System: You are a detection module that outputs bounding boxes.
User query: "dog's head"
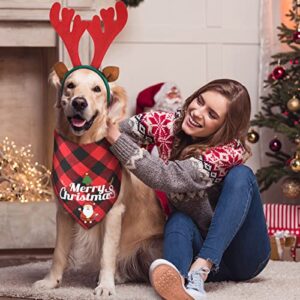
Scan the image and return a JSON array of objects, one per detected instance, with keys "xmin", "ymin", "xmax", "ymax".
[{"xmin": 50, "ymin": 62, "xmax": 127, "ymax": 140}]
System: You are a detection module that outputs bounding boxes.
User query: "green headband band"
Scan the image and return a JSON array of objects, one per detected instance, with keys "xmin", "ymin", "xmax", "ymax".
[{"xmin": 61, "ymin": 65, "xmax": 111, "ymax": 106}]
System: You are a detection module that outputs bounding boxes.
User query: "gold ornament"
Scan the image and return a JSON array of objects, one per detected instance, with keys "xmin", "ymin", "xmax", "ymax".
[
  {"xmin": 247, "ymin": 129, "xmax": 259, "ymax": 143},
  {"xmin": 287, "ymin": 96, "xmax": 300, "ymax": 112},
  {"xmin": 281, "ymin": 177, "xmax": 300, "ymax": 199},
  {"xmin": 294, "ymin": 135, "xmax": 300, "ymax": 145},
  {"xmin": 290, "ymin": 151, "xmax": 300, "ymax": 172}
]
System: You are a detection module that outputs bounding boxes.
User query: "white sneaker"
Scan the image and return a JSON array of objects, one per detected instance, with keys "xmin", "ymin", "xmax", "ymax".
[
  {"xmin": 186, "ymin": 268, "xmax": 209, "ymax": 300},
  {"xmin": 149, "ymin": 259, "xmax": 206, "ymax": 300}
]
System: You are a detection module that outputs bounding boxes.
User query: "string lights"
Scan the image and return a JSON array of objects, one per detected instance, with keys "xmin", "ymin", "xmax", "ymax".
[{"xmin": 0, "ymin": 137, "xmax": 52, "ymax": 203}]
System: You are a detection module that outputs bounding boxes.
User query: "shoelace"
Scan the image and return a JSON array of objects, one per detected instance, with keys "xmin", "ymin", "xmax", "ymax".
[{"xmin": 186, "ymin": 267, "xmax": 210, "ymax": 292}]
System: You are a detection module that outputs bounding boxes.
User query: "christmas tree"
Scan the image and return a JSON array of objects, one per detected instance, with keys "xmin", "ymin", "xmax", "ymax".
[{"xmin": 250, "ymin": 0, "xmax": 300, "ymax": 198}]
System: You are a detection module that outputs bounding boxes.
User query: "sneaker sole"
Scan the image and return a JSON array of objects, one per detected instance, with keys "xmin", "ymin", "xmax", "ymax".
[{"xmin": 151, "ymin": 264, "xmax": 194, "ymax": 300}]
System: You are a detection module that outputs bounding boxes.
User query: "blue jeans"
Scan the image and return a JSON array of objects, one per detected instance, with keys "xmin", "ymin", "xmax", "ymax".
[{"xmin": 163, "ymin": 165, "xmax": 271, "ymax": 282}]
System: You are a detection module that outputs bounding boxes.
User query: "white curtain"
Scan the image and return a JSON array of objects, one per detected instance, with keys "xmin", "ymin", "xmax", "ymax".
[{"xmin": 259, "ymin": 0, "xmax": 282, "ymax": 101}]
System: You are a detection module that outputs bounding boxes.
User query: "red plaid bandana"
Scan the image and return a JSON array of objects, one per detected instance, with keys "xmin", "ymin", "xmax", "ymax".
[{"xmin": 52, "ymin": 131, "xmax": 122, "ymax": 229}]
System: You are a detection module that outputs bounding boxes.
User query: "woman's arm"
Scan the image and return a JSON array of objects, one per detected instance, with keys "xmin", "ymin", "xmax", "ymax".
[
  {"xmin": 110, "ymin": 133, "xmax": 212, "ymax": 193},
  {"xmin": 107, "ymin": 120, "xmax": 246, "ymax": 194}
]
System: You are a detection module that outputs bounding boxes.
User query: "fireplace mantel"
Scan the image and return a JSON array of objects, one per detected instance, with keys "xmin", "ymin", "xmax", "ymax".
[{"xmin": 0, "ymin": 0, "xmax": 101, "ymax": 65}]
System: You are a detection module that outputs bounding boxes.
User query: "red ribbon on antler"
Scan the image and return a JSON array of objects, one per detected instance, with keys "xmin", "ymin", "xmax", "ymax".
[{"xmin": 49, "ymin": 1, "xmax": 128, "ymax": 68}]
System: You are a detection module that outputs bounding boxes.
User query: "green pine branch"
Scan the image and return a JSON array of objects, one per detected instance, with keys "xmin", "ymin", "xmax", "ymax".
[
  {"xmin": 256, "ymin": 162, "xmax": 291, "ymax": 192},
  {"xmin": 251, "ymin": 114, "xmax": 300, "ymax": 140}
]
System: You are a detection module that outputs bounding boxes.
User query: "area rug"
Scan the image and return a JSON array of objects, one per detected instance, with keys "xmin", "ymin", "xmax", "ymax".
[{"xmin": 0, "ymin": 260, "xmax": 299, "ymax": 300}]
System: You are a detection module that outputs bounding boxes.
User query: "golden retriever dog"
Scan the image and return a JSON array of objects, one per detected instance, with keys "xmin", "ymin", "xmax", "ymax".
[{"xmin": 33, "ymin": 64, "xmax": 165, "ymax": 297}]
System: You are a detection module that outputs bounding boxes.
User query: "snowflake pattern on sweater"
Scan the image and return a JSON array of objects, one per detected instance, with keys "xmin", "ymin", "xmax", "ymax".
[{"xmin": 128, "ymin": 111, "xmax": 175, "ymax": 161}]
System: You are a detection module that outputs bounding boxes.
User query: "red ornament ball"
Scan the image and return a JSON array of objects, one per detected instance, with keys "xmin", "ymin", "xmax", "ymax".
[
  {"xmin": 268, "ymin": 73, "xmax": 274, "ymax": 81},
  {"xmin": 272, "ymin": 66, "xmax": 286, "ymax": 80},
  {"xmin": 293, "ymin": 31, "xmax": 300, "ymax": 44},
  {"xmin": 290, "ymin": 58, "xmax": 299, "ymax": 65},
  {"xmin": 269, "ymin": 138, "xmax": 282, "ymax": 152}
]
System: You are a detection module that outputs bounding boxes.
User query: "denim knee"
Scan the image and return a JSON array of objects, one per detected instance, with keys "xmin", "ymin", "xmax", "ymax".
[
  {"xmin": 224, "ymin": 165, "xmax": 256, "ymax": 191},
  {"xmin": 165, "ymin": 211, "xmax": 197, "ymax": 237}
]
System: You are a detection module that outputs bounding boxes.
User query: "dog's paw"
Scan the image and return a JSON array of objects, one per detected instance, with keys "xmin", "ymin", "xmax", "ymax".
[
  {"xmin": 33, "ymin": 278, "xmax": 60, "ymax": 289},
  {"xmin": 94, "ymin": 282, "xmax": 116, "ymax": 297}
]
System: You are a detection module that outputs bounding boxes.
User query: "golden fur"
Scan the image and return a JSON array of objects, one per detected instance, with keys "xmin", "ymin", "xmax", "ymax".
[{"xmin": 33, "ymin": 68, "xmax": 165, "ymax": 297}]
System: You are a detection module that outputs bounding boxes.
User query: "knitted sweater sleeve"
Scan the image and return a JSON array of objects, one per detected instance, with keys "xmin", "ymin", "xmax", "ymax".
[
  {"xmin": 119, "ymin": 111, "xmax": 174, "ymax": 146},
  {"xmin": 110, "ymin": 133, "xmax": 246, "ymax": 193}
]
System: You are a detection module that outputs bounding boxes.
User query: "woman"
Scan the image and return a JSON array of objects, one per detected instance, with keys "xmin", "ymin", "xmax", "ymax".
[{"xmin": 106, "ymin": 79, "xmax": 270, "ymax": 300}]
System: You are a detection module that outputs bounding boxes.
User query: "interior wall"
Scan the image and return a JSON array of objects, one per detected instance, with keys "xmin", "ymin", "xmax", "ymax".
[{"xmin": 101, "ymin": 0, "xmax": 261, "ymax": 171}]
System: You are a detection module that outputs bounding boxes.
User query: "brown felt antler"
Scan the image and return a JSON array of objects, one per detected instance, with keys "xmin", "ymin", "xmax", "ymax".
[
  {"xmin": 87, "ymin": 1, "xmax": 128, "ymax": 69},
  {"xmin": 50, "ymin": 2, "xmax": 89, "ymax": 66}
]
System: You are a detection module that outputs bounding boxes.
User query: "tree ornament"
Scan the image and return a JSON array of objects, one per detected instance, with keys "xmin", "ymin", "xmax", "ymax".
[
  {"xmin": 287, "ymin": 95, "xmax": 300, "ymax": 112},
  {"xmin": 272, "ymin": 65, "xmax": 286, "ymax": 80},
  {"xmin": 290, "ymin": 58, "xmax": 299, "ymax": 64},
  {"xmin": 269, "ymin": 138, "xmax": 282, "ymax": 152},
  {"xmin": 293, "ymin": 24, "xmax": 300, "ymax": 44},
  {"xmin": 294, "ymin": 135, "xmax": 300, "ymax": 144},
  {"xmin": 293, "ymin": 31, "xmax": 300, "ymax": 43},
  {"xmin": 247, "ymin": 129, "xmax": 259, "ymax": 143},
  {"xmin": 290, "ymin": 152, "xmax": 300, "ymax": 172},
  {"xmin": 268, "ymin": 73, "xmax": 275, "ymax": 81},
  {"xmin": 281, "ymin": 177, "xmax": 300, "ymax": 199}
]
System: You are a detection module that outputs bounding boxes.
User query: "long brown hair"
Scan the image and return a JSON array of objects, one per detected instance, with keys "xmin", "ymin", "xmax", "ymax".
[{"xmin": 170, "ymin": 79, "xmax": 251, "ymax": 160}]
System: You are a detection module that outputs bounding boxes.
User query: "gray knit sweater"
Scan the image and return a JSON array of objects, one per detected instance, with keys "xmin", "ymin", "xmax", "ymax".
[{"xmin": 110, "ymin": 111, "xmax": 246, "ymax": 235}]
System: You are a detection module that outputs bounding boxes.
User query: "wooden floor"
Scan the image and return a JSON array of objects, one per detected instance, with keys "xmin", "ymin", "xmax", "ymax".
[{"xmin": 0, "ymin": 249, "xmax": 53, "ymax": 300}]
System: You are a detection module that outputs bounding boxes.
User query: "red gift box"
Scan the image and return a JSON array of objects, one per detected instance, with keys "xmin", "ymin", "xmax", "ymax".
[{"xmin": 263, "ymin": 203, "xmax": 300, "ymax": 247}]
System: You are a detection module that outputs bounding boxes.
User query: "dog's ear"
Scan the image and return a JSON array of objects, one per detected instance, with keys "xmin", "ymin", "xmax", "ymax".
[
  {"xmin": 49, "ymin": 62, "xmax": 68, "ymax": 88},
  {"xmin": 54, "ymin": 62, "xmax": 68, "ymax": 81},
  {"xmin": 108, "ymin": 84, "xmax": 127, "ymax": 124},
  {"xmin": 49, "ymin": 62, "xmax": 68, "ymax": 108},
  {"xmin": 102, "ymin": 66, "xmax": 119, "ymax": 82}
]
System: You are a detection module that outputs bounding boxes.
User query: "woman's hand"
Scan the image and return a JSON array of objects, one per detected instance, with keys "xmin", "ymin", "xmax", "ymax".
[
  {"xmin": 106, "ymin": 119, "xmax": 121, "ymax": 144},
  {"xmin": 189, "ymin": 258, "xmax": 212, "ymax": 281}
]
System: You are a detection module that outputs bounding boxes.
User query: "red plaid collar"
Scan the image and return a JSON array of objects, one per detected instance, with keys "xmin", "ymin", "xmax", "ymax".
[{"xmin": 52, "ymin": 131, "xmax": 122, "ymax": 229}]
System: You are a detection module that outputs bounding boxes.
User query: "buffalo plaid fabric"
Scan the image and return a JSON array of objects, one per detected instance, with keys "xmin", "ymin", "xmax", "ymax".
[{"xmin": 52, "ymin": 131, "xmax": 122, "ymax": 229}]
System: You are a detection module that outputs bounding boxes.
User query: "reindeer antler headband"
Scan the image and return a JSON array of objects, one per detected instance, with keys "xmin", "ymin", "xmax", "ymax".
[{"xmin": 49, "ymin": 1, "xmax": 128, "ymax": 106}]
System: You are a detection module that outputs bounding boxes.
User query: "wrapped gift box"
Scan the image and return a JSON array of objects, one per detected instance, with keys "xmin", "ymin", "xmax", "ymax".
[
  {"xmin": 264, "ymin": 203, "xmax": 300, "ymax": 261},
  {"xmin": 263, "ymin": 203, "xmax": 300, "ymax": 247}
]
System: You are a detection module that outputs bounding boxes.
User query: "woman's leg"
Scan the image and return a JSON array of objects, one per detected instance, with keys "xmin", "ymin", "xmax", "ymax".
[
  {"xmin": 198, "ymin": 165, "xmax": 271, "ymax": 282},
  {"xmin": 163, "ymin": 211, "xmax": 204, "ymax": 277}
]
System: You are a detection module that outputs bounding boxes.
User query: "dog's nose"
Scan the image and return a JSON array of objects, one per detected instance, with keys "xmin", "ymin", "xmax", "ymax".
[{"xmin": 72, "ymin": 97, "xmax": 88, "ymax": 111}]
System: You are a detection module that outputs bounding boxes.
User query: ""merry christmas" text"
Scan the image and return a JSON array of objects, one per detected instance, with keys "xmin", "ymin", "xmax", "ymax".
[{"xmin": 59, "ymin": 183, "xmax": 116, "ymax": 201}]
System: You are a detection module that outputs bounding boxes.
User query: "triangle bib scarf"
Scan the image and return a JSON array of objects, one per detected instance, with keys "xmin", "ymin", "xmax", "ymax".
[{"xmin": 52, "ymin": 131, "xmax": 122, "ymax": 229}]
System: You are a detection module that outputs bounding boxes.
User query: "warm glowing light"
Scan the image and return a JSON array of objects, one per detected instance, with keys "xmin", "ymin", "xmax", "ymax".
[{"xmin": 0, "ymin": 137, "xmax": 53, "ymax": 203}]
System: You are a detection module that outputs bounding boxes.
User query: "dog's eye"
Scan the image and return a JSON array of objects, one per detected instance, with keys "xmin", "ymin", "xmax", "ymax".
[
  {"xmin": 67, "ymin": 82, "xmax": 75, "ymax": 89},
  {"xmin": 93, "ymin": 86, "xmax": 101, "ymax": 93}
]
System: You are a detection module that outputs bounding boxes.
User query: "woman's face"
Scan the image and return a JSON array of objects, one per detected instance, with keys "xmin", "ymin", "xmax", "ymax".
[{"xmin": 181, "ymin": 90, "xmax": 229, "ymax": 138}]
